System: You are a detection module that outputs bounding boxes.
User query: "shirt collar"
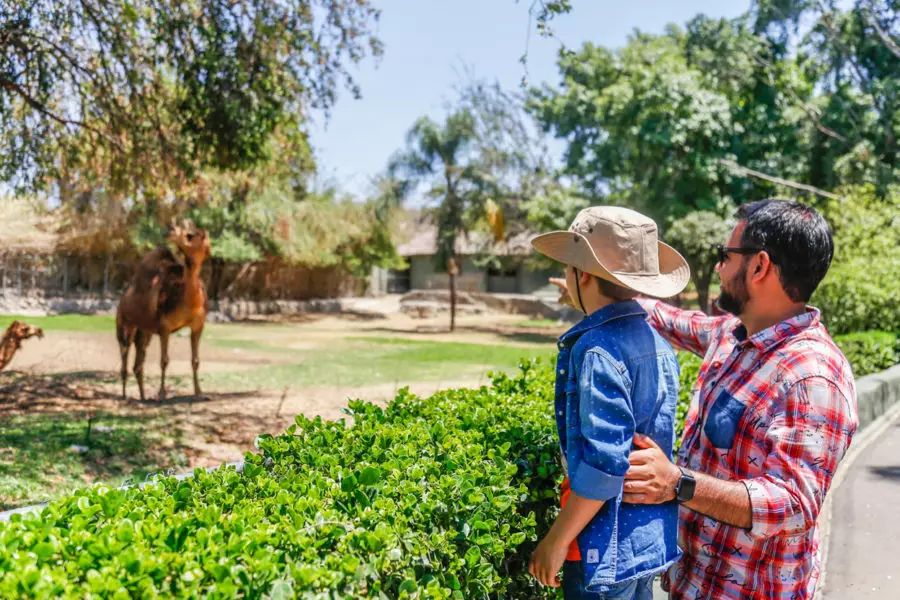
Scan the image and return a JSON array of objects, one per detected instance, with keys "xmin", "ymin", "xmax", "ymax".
[
  {"xmin": 558, "ymin": 300, "xmax": 646, "ymax": 348},
  {"xmin": 731, "ymin": 307, "xmax": 822, "ymax": 352}
]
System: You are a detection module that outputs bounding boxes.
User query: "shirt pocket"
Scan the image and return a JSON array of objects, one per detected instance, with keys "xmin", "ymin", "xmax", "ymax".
[{"xmin": 703, "ymin": 391, "xmax": 747, "ymax": 449}]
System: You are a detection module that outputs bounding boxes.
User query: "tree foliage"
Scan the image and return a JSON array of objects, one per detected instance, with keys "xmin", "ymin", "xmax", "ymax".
[
  {"xmin": 1, "ymin": 0, "xmax": 382, "ymax": 195},
  {"xmin": 665, "ymin": 210, "xmax": 735, "ymax": 312}
]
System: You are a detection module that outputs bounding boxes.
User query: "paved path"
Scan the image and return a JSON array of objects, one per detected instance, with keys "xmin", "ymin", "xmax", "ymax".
[{"xmin": 822, "ymin": 417, "xmax": 900, "ymax": 599}]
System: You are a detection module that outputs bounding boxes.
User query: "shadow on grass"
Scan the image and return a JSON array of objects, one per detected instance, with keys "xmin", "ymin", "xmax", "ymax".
[
  {"xmin": 0, "ymin": 370, "xmax": 120, "ymax": 411},
  {"xmin": 0, "ymin": 411, "xmax": 184, "ymax": 510},
  {"xmin": 132, "ymin": 390, "xmax": 260, "ymax": 407}
]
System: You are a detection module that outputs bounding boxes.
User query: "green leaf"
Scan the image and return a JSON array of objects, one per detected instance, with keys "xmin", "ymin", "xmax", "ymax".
[
  {"xmin": 32, "ymin": 542, "xmax": 55, "ymax": 561},
  {"xmin": 464, "ymin": 545, "xmax": 482, "ymax": 567},
  {"xmin": 359, "ymin": 467, "xmax": 381, "ymax": 486}
]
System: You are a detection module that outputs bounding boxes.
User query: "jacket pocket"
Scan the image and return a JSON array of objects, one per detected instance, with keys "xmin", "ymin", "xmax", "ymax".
[{"xmin": 703, "ymin": 391, "xmax": 747, "ymax": 449}]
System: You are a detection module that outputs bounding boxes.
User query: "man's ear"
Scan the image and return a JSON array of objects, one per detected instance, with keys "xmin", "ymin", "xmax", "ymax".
[
  {"xmin": 750, "ymin": 252, "xmax": 773, "ymax": 283},
  {"xmin": 579, "ymin": 269, "xmax": 593, "ymax": 286}
]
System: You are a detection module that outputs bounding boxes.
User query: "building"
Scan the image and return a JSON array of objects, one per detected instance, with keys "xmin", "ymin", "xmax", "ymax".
[{"xmin": 373, "ymin": 221, "xmax": 559, "ymax": 297}]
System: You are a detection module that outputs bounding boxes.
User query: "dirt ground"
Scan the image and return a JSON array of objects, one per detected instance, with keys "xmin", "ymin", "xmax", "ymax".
[{"xmin": 1, "ymin": 312, "xmax": 565, "ymax": 470}]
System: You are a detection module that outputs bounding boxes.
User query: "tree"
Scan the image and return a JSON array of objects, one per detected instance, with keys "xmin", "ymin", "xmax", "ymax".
[
  {"xmin": 388, "ymin": 111, "xmax": 481, "ymax": 332},
  {"xmin": 528, "ymin": 19, "xmax": 816, "ymax": 223},
  {"xmin": 1, "ymin": 0, "xmax": 382, "ymax": 196},
  {"xmin": 665, "ymin": 210, "xmax": 734, "ymax": 312},
  {"xmin": 388, "ymin": 79, "xmax": 555, "ymax": 331}
]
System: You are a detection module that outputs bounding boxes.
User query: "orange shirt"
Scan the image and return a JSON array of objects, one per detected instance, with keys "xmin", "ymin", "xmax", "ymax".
[{"xmin": 559, "ymin": 477, "xmax": 581, "ymax": 561}]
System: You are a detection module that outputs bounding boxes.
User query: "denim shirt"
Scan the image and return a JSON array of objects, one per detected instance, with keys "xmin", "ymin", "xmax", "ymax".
[{"xmin": 554, "ymin": 300, "xmax": 682, "ymax": 590}]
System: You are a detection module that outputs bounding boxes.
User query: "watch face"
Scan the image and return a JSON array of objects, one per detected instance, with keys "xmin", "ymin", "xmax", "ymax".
[{"xmin": 677, "ymin": 471, "xmax": 696, "ymax": 502}]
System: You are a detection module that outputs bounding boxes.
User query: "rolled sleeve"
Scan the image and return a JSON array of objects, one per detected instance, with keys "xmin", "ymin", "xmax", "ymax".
[
  {"xmin": 742, "ymin": 377, "xmax": 856, "ymax": 538},
  {"xmin": 637, "ymin": 298, "xmax": 730, "ymax": 358},
  {"xmin": 568, "ymin": 350, "xmax": 634, "ymax": 502}
]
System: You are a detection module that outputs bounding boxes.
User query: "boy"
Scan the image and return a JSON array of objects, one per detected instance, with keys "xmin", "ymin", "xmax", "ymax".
[{"xmin": 527, "ymin": 206, "xmax": 687, "ymax": 599}]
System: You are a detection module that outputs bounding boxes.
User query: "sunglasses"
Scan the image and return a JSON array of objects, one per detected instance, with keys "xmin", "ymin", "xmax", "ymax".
[{"xmin": 716, "ymin": 245, "xmax": 763, "ymax": 264}]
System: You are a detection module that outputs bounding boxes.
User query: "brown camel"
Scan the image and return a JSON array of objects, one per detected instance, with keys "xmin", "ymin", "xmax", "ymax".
[
  {"xmin": 116, "ymin": 221, "xmax": 210, "ymax": 401},
  {"xmin": 0, "ymin": 321, "xmax": 44, "ymax": 372}
]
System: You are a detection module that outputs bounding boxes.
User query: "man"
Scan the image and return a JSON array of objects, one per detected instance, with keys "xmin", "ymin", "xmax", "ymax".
[{"xmin": 553, "ymin": 199, "xmax": 857, "ymax": 599}]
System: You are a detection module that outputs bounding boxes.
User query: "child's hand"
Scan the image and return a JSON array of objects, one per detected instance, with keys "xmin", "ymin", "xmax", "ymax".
[
  {"xmin": 528, "ymin": 533, "xmax": 567, "ymax": 588},
  {"xmin": 549, "ymin": 277, "xmax": 573, "ymax": 307}
]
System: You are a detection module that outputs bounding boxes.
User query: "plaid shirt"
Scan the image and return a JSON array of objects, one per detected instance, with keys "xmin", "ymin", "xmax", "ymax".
[{"xmin": 639, "ymin": 300, "xmax": 857, "ymax": 600}]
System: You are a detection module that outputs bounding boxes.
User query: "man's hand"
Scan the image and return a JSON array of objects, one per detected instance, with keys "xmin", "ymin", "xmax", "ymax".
[
  {"xmin": 623, "ymin": 434, "xmax": 681, "ymax": 504},
  {"xmin": 549, "ymin": 277, "xmax": 573, "ymax": 307},
  {"xmin": 528, "ymin": 532, "xmax": 567, "ymax": 588}
]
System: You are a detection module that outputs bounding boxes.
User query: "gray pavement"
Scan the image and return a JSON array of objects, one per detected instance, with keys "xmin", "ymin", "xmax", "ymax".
[{"xmin": 822, "ymin": 418, "xmax": 900, "ymax": 599}]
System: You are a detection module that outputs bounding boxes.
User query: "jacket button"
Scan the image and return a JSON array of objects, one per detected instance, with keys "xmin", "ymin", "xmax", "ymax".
[{"xmin": 559, "ymin": 368, "xmax": 566, "ymax": 375}]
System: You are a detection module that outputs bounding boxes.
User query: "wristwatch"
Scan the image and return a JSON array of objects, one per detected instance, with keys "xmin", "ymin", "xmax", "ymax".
[{"xmin": 674, "ymin": 467, "xmax": 696, "ymax": 503}]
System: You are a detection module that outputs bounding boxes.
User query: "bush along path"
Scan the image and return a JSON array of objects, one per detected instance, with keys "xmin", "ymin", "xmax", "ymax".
[
  {"xmin": 0, "ymin": 343, "xmax": 887, "ymax": 599},
  {"xmin": 0, "ymin": 361, "xmax": 567, "ymax": 599}
]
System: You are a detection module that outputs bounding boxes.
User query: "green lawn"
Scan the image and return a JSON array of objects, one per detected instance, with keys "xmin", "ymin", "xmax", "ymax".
[
  {"xmin": 0, "ymin": 313, "xmax": 116, "ymax": 334},
  {"xmin": 0, "ymin": 412, "xmax": 183, "ymax": 511},
  {"xmin": 513, "ymin": 318, "xmax": 567, "ymax": 329},
  {"xmin": 0, "ymin": 313, "xmax": 551, "ymax": 391},
  {"xmin": 185, "ymin": 336, "xmax": 552, "ymax": 391}
]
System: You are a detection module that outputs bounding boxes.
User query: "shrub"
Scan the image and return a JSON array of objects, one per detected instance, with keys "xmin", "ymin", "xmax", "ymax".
[
  {"xmin": 834, "ymin": 330, "xmax": 900, "ymax": 377},
  {"xmin": 675, "ymin": 352, "xmax": 702, "ymax": 451},
  {"xmin": 0, "ymin": 362, "xmax": 563, "ymax": 600},
  {"xmin": 813, "ymin": 185, "xmax": 900, "ymax": 335},
  {"xmin": 813, "ymin": 256, "xmax": 900, "ymax": 335}
]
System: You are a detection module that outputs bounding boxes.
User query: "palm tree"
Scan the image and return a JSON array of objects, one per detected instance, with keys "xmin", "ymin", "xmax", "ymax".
[{"xmin": 388, "ymin": 110, "xmax": 485, "ymax": 332}]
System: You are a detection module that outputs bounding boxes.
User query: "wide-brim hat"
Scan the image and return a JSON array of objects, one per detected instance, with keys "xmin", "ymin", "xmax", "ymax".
[{"xmin": 531, "ymin": 206, "xmax": 690, "ymax": 298}]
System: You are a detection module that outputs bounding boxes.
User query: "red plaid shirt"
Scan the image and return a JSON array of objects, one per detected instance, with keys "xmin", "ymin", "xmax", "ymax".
[{"xmin": 640, "ymin": 300, "xmax": 857, "ymax": 600}]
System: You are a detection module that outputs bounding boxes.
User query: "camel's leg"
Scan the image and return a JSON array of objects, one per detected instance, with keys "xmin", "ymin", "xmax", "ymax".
[
  {"xmin": 158, "ymin": 329, "xmax": 170, "ymax": 402},
  {"xmin": 133, "ymin": 331, "xmax": 151, "ymax": 402},
  {"xmin": 118, "ymin": 327, "xmax": 134, "ymax": 400},
  {"xmin": 190, "ymin": 325, "xmax": 203, "ymax": 397}
]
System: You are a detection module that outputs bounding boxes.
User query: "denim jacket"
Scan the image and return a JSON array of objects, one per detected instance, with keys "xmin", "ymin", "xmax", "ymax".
[{"xmin": 554, "ymin": 300, "xmax": 682, "ymax": 591}]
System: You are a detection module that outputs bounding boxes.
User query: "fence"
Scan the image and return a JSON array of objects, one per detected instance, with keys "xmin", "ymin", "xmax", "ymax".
[{"xmin": 0, "ymin": 251, "xmax": 364, "ymax": 302}]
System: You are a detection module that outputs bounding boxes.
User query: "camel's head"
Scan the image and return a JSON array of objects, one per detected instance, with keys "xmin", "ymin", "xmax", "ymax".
[
  {"xmin": 5, "ymin": 321, "xmax": 44, "ymax": 342},
  {"xmin": 167, "ymin": 219, "xmax": 211, "ymax": 263}
]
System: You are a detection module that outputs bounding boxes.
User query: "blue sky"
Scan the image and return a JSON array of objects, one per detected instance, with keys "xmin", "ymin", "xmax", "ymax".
[{"xmin": 308, "ymin": 0, "xmax": 752, "ymax": 198}]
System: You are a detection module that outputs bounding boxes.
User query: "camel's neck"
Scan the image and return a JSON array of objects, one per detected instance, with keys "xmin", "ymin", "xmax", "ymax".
[
  {"xmin": 183, "ymin": 255, "xmax": 206, "ymax": 306},
  {"xmin": 0, "ymin": 335, "xmax": 19, "ymax": 371}
]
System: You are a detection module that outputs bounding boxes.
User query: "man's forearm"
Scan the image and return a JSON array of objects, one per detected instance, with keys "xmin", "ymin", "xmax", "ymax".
[{"xmin": 682, "ymin": 469, "xmax": 752, "ymax": 529}]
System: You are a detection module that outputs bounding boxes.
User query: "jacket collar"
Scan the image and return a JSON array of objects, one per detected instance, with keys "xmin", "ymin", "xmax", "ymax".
[{"xmin": 558, "ymin": 300, "xmax": 646, "ymax": 348}]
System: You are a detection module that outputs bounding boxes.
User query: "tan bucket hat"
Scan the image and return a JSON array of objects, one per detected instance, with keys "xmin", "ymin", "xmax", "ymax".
[{"xmin": 531, "ymin": 206, "xmax": 690, "ymax": 298}]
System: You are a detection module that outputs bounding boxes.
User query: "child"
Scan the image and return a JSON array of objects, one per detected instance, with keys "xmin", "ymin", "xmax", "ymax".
[{"xmin": 527, "ymin": 206, "xmax": 688, "ymax": 599}]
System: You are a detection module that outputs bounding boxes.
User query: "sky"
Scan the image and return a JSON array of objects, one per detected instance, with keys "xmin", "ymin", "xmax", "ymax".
[{"xmin": 307, "ymin": 0, "xmax": 752, "ymax": 199}]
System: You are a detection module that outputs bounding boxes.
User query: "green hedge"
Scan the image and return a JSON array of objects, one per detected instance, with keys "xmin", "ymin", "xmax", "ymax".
[
  {"xmin": 813, "ymin": 257, "xmax": 900, "ymax": 336},
  {"xmin": 834, "ymin": 330, "xmax": 900, "ymax": 377},
  {"xmin": 0, "ymin": 343, "xmax": 889, "ymax": 599},
  {"xmin": 0, "ymin": 362, "xmax": 564, "ymax": 599}
]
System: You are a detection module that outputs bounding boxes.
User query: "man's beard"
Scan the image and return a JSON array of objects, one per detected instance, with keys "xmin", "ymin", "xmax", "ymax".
[{"xmin": 716, "ymin": 263, "xmax": 750, "ymax": 316}]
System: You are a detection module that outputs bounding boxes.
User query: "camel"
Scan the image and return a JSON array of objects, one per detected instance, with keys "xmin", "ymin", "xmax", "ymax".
[
  {"xmin": 117, "ymin": 220, "xmax": 210, "ymax": 401},
  {"xmin": 0, "ymin": 321, "xmax": 44, "ymax": 372}
]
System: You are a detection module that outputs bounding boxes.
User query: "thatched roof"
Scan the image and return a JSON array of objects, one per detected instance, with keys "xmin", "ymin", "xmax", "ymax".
[{"xmin": 0, "ymin": 197, "xmax": 59, "ymax": 254}]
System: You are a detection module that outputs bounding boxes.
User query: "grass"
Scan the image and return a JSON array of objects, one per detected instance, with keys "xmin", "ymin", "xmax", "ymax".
[
  {"xmin": 513, "ymin": 318, "xmax": 567, "ymax": 329},
  {"xmin": 180, "ymin": 336, "xmax": 552, "ymax": 391},
  {"xmin": 0, "ymin": 313, "xmax": 116, "ymax": 334},
  {"xmin": 0, "ymin": 412, "xmax": 183, "ymax": 511}
]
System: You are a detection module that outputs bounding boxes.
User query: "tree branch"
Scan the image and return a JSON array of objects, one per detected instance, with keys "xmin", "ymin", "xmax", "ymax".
[
  {"xmin": 720, "ymin": 159, "xmax": 842, "ymax": 200},
  {"xmin": 864, "ymin": 4, "xmax": 900, "ymax": 60},
  {"xmin": 0, "ymin": 74, "xmax": 122, "ymax": 149}
]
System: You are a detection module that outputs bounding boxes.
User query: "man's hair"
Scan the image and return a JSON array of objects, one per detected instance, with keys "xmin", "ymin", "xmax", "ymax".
[
  {"xmin": 734, "ymin": 199, "xmax": 834, "ymax": 303},
  {"xmin": 596, "ymin": 277, "xmax": 640, "ymax": 301}
]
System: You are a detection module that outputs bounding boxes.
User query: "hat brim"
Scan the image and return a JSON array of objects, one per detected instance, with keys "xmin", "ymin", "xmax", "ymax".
[{"xmin": 531, "ymin": 230, "xmax": 690, "ymax": 298}]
